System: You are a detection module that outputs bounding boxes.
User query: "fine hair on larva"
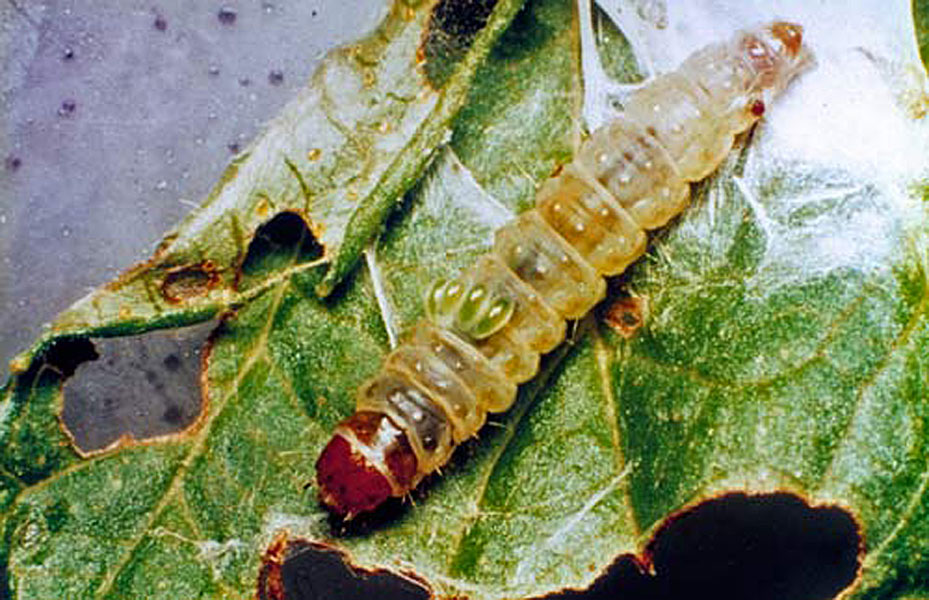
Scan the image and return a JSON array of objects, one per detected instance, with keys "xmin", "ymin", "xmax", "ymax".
[{"xmin": 316, "ymin": 20, "xmax": 813, "ymax": 518}]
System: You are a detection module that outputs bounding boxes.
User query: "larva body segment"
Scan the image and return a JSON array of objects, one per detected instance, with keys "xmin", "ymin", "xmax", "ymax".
[{"xmin": 316, "ymin": 21, "xmax": 812, "ymax": 517}]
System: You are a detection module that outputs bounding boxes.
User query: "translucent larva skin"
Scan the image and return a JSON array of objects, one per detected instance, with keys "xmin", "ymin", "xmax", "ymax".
[{"xmin": 316, "ymin": 21, "xmax": 811, "ymax": 517}]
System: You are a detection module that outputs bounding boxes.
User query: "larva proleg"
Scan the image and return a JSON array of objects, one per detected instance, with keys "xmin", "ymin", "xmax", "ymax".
[{"xmin": 316, "ymin": 21, "xmax": 812, "ymax": 518}]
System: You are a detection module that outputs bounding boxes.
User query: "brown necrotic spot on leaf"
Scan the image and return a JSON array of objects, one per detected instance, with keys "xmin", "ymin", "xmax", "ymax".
[
  {"xmin": 239, "ymin": 211, "xmax": 324, "ymax": 286},
  {"xmin": 161, "ymin": 261, "xmax": 222, "ymax": 303},
  {"xmin": 257, "ymin": 537, "xmax": 430, "ymax": 600},
  {"xmin": 60, "ymin": 320, "xmax": 214, "ymax": 455},
  {"xmin": 541, "ymin": 492, "xmax": 861, "ymax": 600},
  {"xmin": 421, "ymin": 0, "xmax": 499, "ymax": 88},
  {"xmin": 603, "ymin": 295, "xmax": 648, "ymax": 339}
]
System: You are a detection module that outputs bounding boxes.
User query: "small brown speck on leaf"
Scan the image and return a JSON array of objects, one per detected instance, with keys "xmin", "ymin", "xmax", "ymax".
[
  {"xmin": 604, "ymin": 296, "xmax": 648, "ymax": 339},
  {"xmin": 161, "ymin": 262, "xmax": 222, "ymax": 303}
]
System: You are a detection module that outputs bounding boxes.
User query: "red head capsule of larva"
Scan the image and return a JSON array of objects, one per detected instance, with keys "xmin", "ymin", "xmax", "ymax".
[{"xmin": 315, "ymin": 411, "xmax": 419, "ymax": 517}]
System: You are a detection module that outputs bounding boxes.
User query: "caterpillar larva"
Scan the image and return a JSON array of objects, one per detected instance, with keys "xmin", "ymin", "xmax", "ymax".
[{"xmin": 316, "ymin": 21, "xmax": 812, "ymax": 517}]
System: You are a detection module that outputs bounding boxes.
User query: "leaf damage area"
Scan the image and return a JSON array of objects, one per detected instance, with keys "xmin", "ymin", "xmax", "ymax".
[
  {"xmin": 60, "ymin": 321, "xmax": 214, "ymax": 455},
  {"xmin": 257, "ymin": 534, "xmax": 431, "ymax": 600},
  {"xmin": 160, "ymin": 261, "xmax": 224, "ymax": 304},
  {"xmin": 420, "ymin": 0, "xmax": 500, "ymax": 89},
  {"xmin": 601, "ymin": 295, "xmax": 648, "ymax": 339},
  {"xmin": 238, "ymin": 211, "xmax": 325, "ymax": 288},
  {"xmin": 265, "ymin": 493, "xmax": 861, "ymax": 600},
  {"xmin": 545, "ymin": 492, "xmax": 862, "ymax": 600},
  {"xmin": 26, "ymin": 336, "xmax": 100, "ymax": 379}
]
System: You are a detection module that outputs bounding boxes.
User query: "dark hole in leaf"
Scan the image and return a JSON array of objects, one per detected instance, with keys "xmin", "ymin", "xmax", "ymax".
[
  {"xmin": 239, "ymin": 211, "xmax": 323, "ymax": 286},
  {"xmin": 286, "ymin": 492, "xmax": 859, "ymax": 600},
  {"xmin": 548, "ymin": 492, "xmax": 861, "ymax": 600},
  {"xmin": 60, "ymin": 321, "xmax": 213, "ymax": 454},
  {"xmin": 32, "ymin": 336, "xmax": 99, "ymax": 379},
  {"xmin": 161, "ymin": 262, "xmax": 222, "ymax": 303},
  {"xmin": 421, "ymin": 0, "xmax": 498, "ymax": 89},
  {"xmin": 257, "ymin": 539, "xmax": 430, "ymax": 600}
]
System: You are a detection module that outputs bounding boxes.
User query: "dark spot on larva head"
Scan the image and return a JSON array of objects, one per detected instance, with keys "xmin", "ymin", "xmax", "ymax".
[
  {"xmin": 268, "ymin": 69, "xmax": 284, "ymax": 86},
  {"xmin": 750, "ymin": 98, "xmax": 766, "ymax": 117},
  {"xmin": 62, "ymin": 47, "xmax": 75, "ymax": 60},
  {"xmin": 153, "ymin": 14, "xmax": 167, "ymax": 31},
  {"xmin": 161, "ymin": 262, "xmax": 222, "ymax": 303}
]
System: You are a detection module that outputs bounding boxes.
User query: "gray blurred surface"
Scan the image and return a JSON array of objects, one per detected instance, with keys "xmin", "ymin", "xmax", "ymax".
[
  {"xmin": 0, "ymin": 0, "xmax": 387, "ymax": 382},
  {"xmin": 61, "ymin": 320, "xmax": 214, "ymax": 453}
]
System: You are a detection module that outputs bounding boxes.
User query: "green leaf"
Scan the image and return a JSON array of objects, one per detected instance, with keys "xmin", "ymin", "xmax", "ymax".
[{"xmin": 3, "ymin": 1, "xmax": 929, "ymax": 599}]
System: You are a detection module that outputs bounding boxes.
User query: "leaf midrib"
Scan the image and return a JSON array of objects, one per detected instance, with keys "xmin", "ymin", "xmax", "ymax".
[{"xmin": 90, "ymin": 251, "xmax": 304, "ymax": 598}]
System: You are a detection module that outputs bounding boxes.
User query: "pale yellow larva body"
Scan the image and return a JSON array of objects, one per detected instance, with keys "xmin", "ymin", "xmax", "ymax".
[{"xmin": 318, "ymin": 22, "xmax": 812, "ymax": 514}]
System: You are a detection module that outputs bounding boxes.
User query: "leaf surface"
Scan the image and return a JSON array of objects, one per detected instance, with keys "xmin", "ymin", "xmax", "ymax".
[{"xmin": 2, "ymin": 1, "xmax": 929, "ymax": 599}]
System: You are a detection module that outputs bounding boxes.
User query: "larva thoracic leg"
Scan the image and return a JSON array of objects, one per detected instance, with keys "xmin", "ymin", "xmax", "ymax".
[{"xmin": 316, "ymin": 21, "xmax": 812, "ymax": 517}]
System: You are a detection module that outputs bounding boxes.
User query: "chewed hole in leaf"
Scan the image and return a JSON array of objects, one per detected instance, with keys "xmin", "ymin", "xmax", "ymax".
[
  {"xmin": 421, "ymin": 0, "xmax": 499, "ymax": 89},
  {"xmin": 644, "ymin": 492, "xmax": 861, "ymax": 600},
  {"xmin": 257, "ymin": 537, "xmax": 430, "ymax": 600},
  {"xmin": 239, "ymin": 211, "xmax": 324, "ymax": 288},
  {"xmin": 60, "ymin": 321, "xmax": 213, "ymax": 454},
  {"xmin": 30, "ymin": 336, "xmax": 99, "ymax": 378},
  {"xmin": 547, "ymin": 492, "xmax": 861, "ymax": 600}
]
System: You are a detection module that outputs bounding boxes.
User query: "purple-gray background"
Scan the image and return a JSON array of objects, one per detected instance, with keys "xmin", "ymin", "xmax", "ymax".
[{"xmin": 1, "ymin": 0, "xmax": 386, "ymax": 382}]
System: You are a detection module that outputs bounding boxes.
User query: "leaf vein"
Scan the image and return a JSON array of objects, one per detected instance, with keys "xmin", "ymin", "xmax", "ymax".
[
  {"xmin": 817, "ymin": 270, "xmax": 929, "ymax": 539},
  {"xmin": 92, "ymin": 258, "xmax": 298, "ymax": 598},
  {"xmin": 591, "ymin": 324, "xmax": 640, "ymax": 537}
]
